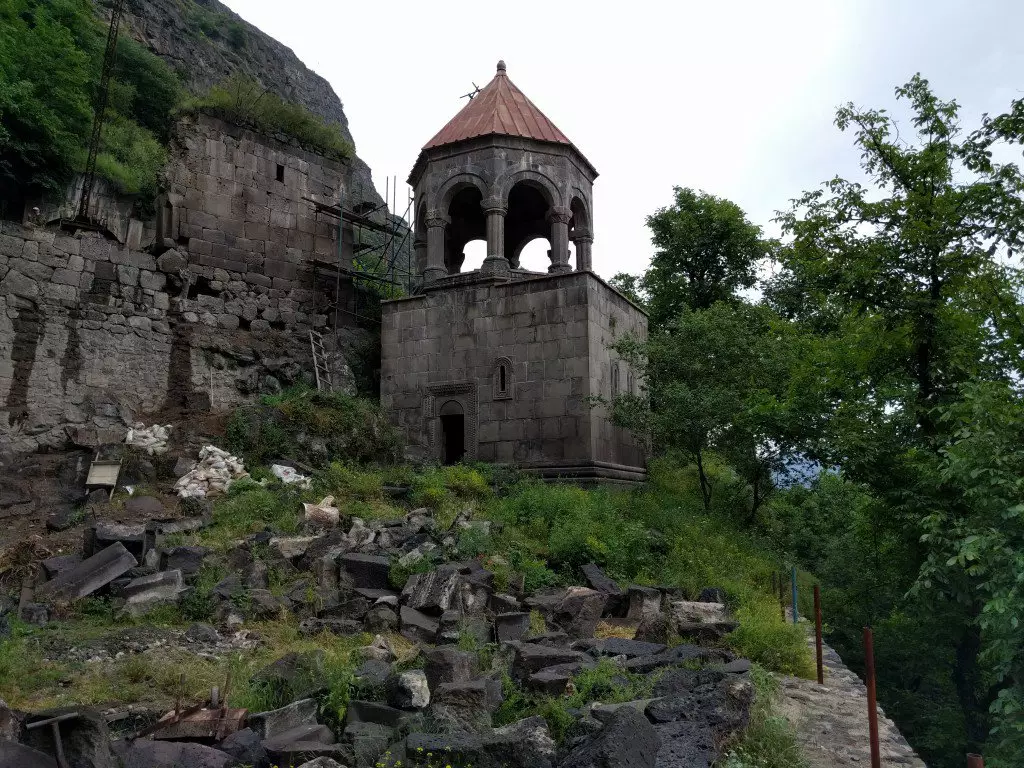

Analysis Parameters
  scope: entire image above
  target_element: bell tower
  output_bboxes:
[408,61,597,282]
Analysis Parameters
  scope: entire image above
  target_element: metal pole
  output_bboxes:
[791,566,799,624]
[814,584,824,684]
[864,627,882,768]
[967,755,984,768]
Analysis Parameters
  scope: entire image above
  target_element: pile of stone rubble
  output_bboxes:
[3,486,756,768]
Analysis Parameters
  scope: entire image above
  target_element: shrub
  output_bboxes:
[721,664,807,768]
[226,386,402,467]
[179,75,353,160]
[726,600,815,678]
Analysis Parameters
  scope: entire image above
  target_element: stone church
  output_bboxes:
[381,62,648,483]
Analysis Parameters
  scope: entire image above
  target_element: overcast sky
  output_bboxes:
[222,0,1024,279]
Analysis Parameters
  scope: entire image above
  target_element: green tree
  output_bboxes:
[769,74,1024,761]
[640,187,773,327]
[610,302,798,515]
[0,0,94,202]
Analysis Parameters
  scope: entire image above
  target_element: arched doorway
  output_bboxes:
[439,399,466,465]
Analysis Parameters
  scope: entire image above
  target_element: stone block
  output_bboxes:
[36,542,138,601]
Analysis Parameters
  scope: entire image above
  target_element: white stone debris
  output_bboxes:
[271,464,312,489]
[125,423,172,455]
[174,445,248,498]
[303,496,340,526]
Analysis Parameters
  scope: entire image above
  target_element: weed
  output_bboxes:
[720,664,807,768]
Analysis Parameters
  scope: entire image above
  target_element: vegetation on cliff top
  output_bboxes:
[0,0,178,206]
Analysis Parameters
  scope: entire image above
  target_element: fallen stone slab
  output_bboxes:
[559,706,660,768]
[340,553,391,590]
[247,697,318,742]
[389,669,430,710]
[297,758,348,768]
[343,721,394,767]
[580,637,668,659]
[510,642,587,680]
[399,605,438,644]
[622,643,733,673]
[41,554,83,579]
[24,708,113,768]
[581,563,621,595]
[159,545,208,577]
[0,741,57,768]
[626,585,662,621]
[590,699,660,727]
[429,679,502,732]
[483,715,557,768]
[116,739,234,768]
[495,611,531,642]
[670,600,739,642]
[216,728,267,768]
[423,647,478,690]
[120,570,186,616]
[87,522,146,558]
[528,669,571,695]
[401,565,462,614]
[262,722,335,750]
[36,542,138,602]
[346,700,419,731]
[552,587,608,638]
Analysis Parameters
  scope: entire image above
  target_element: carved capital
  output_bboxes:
[547,206,572,225]
[424,212,450,229]
[482,197,508,216]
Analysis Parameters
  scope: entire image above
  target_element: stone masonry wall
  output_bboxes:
[165,113,357,287]
[0,220,361,456]
[380,271,646,478]
[586,278,647,470]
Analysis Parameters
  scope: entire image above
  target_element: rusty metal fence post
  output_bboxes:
[967,754,984,768]
[813,584,824,684]
[864,627,882,768]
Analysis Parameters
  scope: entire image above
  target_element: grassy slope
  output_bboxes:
[0,391,812,765]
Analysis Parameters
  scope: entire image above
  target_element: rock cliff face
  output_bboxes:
[106,0,381,206]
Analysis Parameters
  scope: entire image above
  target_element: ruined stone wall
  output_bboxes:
[165,114,357,288]
[380,271,646,480]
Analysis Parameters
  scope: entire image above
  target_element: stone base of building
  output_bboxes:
[518,460,647,486]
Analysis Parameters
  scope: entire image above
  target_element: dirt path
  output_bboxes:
[777,631,926,767]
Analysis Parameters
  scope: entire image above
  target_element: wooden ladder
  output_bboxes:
[309,330,333,393]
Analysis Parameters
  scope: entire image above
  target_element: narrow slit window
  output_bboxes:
[611,362,620,395]
[275,163,285,183]
[494,358,513,399]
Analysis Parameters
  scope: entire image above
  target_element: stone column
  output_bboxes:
[547,207,572,274]
[413,238,428,277]
[480,198,509,275]
[574,233,593,272]
[423,213,449,282]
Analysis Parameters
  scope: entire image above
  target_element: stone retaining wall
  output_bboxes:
[0,222,363,455]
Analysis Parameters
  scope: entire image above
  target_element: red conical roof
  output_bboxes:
[423,61,572,150]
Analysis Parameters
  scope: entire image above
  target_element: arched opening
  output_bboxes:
[439,399,466,465]
[460,239,487,271]
[505,181,552,270]
[445,186,485,274]
[516,238,575,273]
